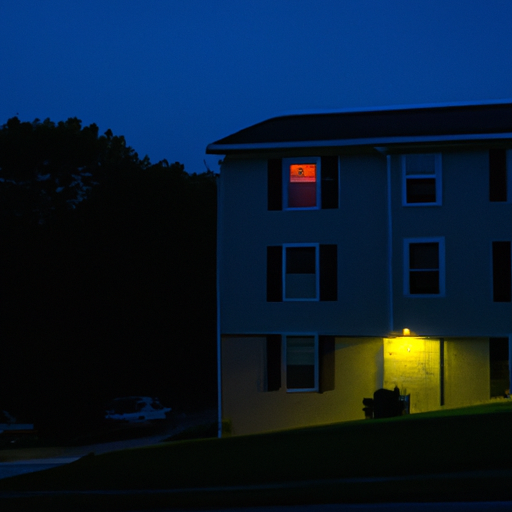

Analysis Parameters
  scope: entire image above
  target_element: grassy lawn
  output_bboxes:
[1,401,512,509]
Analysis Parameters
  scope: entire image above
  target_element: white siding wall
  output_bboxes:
[222,336,383,435]
[219,154,390,336]
[391,150,512,337]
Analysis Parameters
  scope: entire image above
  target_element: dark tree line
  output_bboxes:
[0,117,217,435]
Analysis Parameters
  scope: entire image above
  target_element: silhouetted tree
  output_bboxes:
[0,117,217,434]
[0,116,148,224]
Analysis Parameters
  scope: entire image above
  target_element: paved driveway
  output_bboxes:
[0,409,216,479]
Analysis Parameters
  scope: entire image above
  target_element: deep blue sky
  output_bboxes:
[2,1,512,173]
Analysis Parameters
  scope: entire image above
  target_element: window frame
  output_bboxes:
[284,333,319,393]
[403,237,445,297]
[282,243,320,302]
[282,157,321,210]
[265,334,335,393]
[402,153,442,206]
[267,244,337,302]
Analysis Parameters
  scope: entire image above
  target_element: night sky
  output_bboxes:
[2,0,512,174]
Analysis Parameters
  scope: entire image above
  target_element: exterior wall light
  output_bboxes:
[402,328,411,336]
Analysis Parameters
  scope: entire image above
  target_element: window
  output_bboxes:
[267,244,337,302]
[285,245,318,300]
[267,156,339,210]
[286,335,318,391]
[402,154,442,205]
[265,334,335,393]
[492,241,511,302]
[404,238,445,296]
[489,149,512,202]
[287,161,318,208]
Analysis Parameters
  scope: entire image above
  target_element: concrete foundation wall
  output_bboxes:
[444,337,490,407]
[221,336,383,435]
[222,336,493,435]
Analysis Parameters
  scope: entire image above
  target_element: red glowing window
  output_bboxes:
[287,162,318,208]
[290,164,317,183]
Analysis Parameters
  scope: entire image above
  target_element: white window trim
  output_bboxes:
[403,237,445,297]
[282,243,320,301]
[401,153,442,206]
[282,156,321,210]
[284,333,319,393]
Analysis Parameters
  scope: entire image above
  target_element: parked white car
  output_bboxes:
[105,396,171,423]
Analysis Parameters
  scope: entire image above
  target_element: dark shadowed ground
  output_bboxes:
[0,408,216,467]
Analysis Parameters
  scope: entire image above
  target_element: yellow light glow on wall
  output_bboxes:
[386,337,425,357]
[290,164,316,183]
[384,337,442,413]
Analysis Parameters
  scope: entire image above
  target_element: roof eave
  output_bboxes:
[206,132,512,155]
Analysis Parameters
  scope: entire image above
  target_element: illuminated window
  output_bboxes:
[402,154,442,205]
[286,335,318,391]
[267,156,339,210]
[287,162,318,208]
[404,238,445,296]
[266,244,337,302]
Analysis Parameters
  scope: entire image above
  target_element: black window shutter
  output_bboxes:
[268,159,282,210]
[267,246,283,302]
[321,156,339,209]
[489,149,507,202]
[266,334,282,391]
[493,241,511,302]
[319,336,335,393]
[319,244,338,301]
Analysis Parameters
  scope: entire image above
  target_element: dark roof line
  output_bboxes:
[206,101,512,154]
